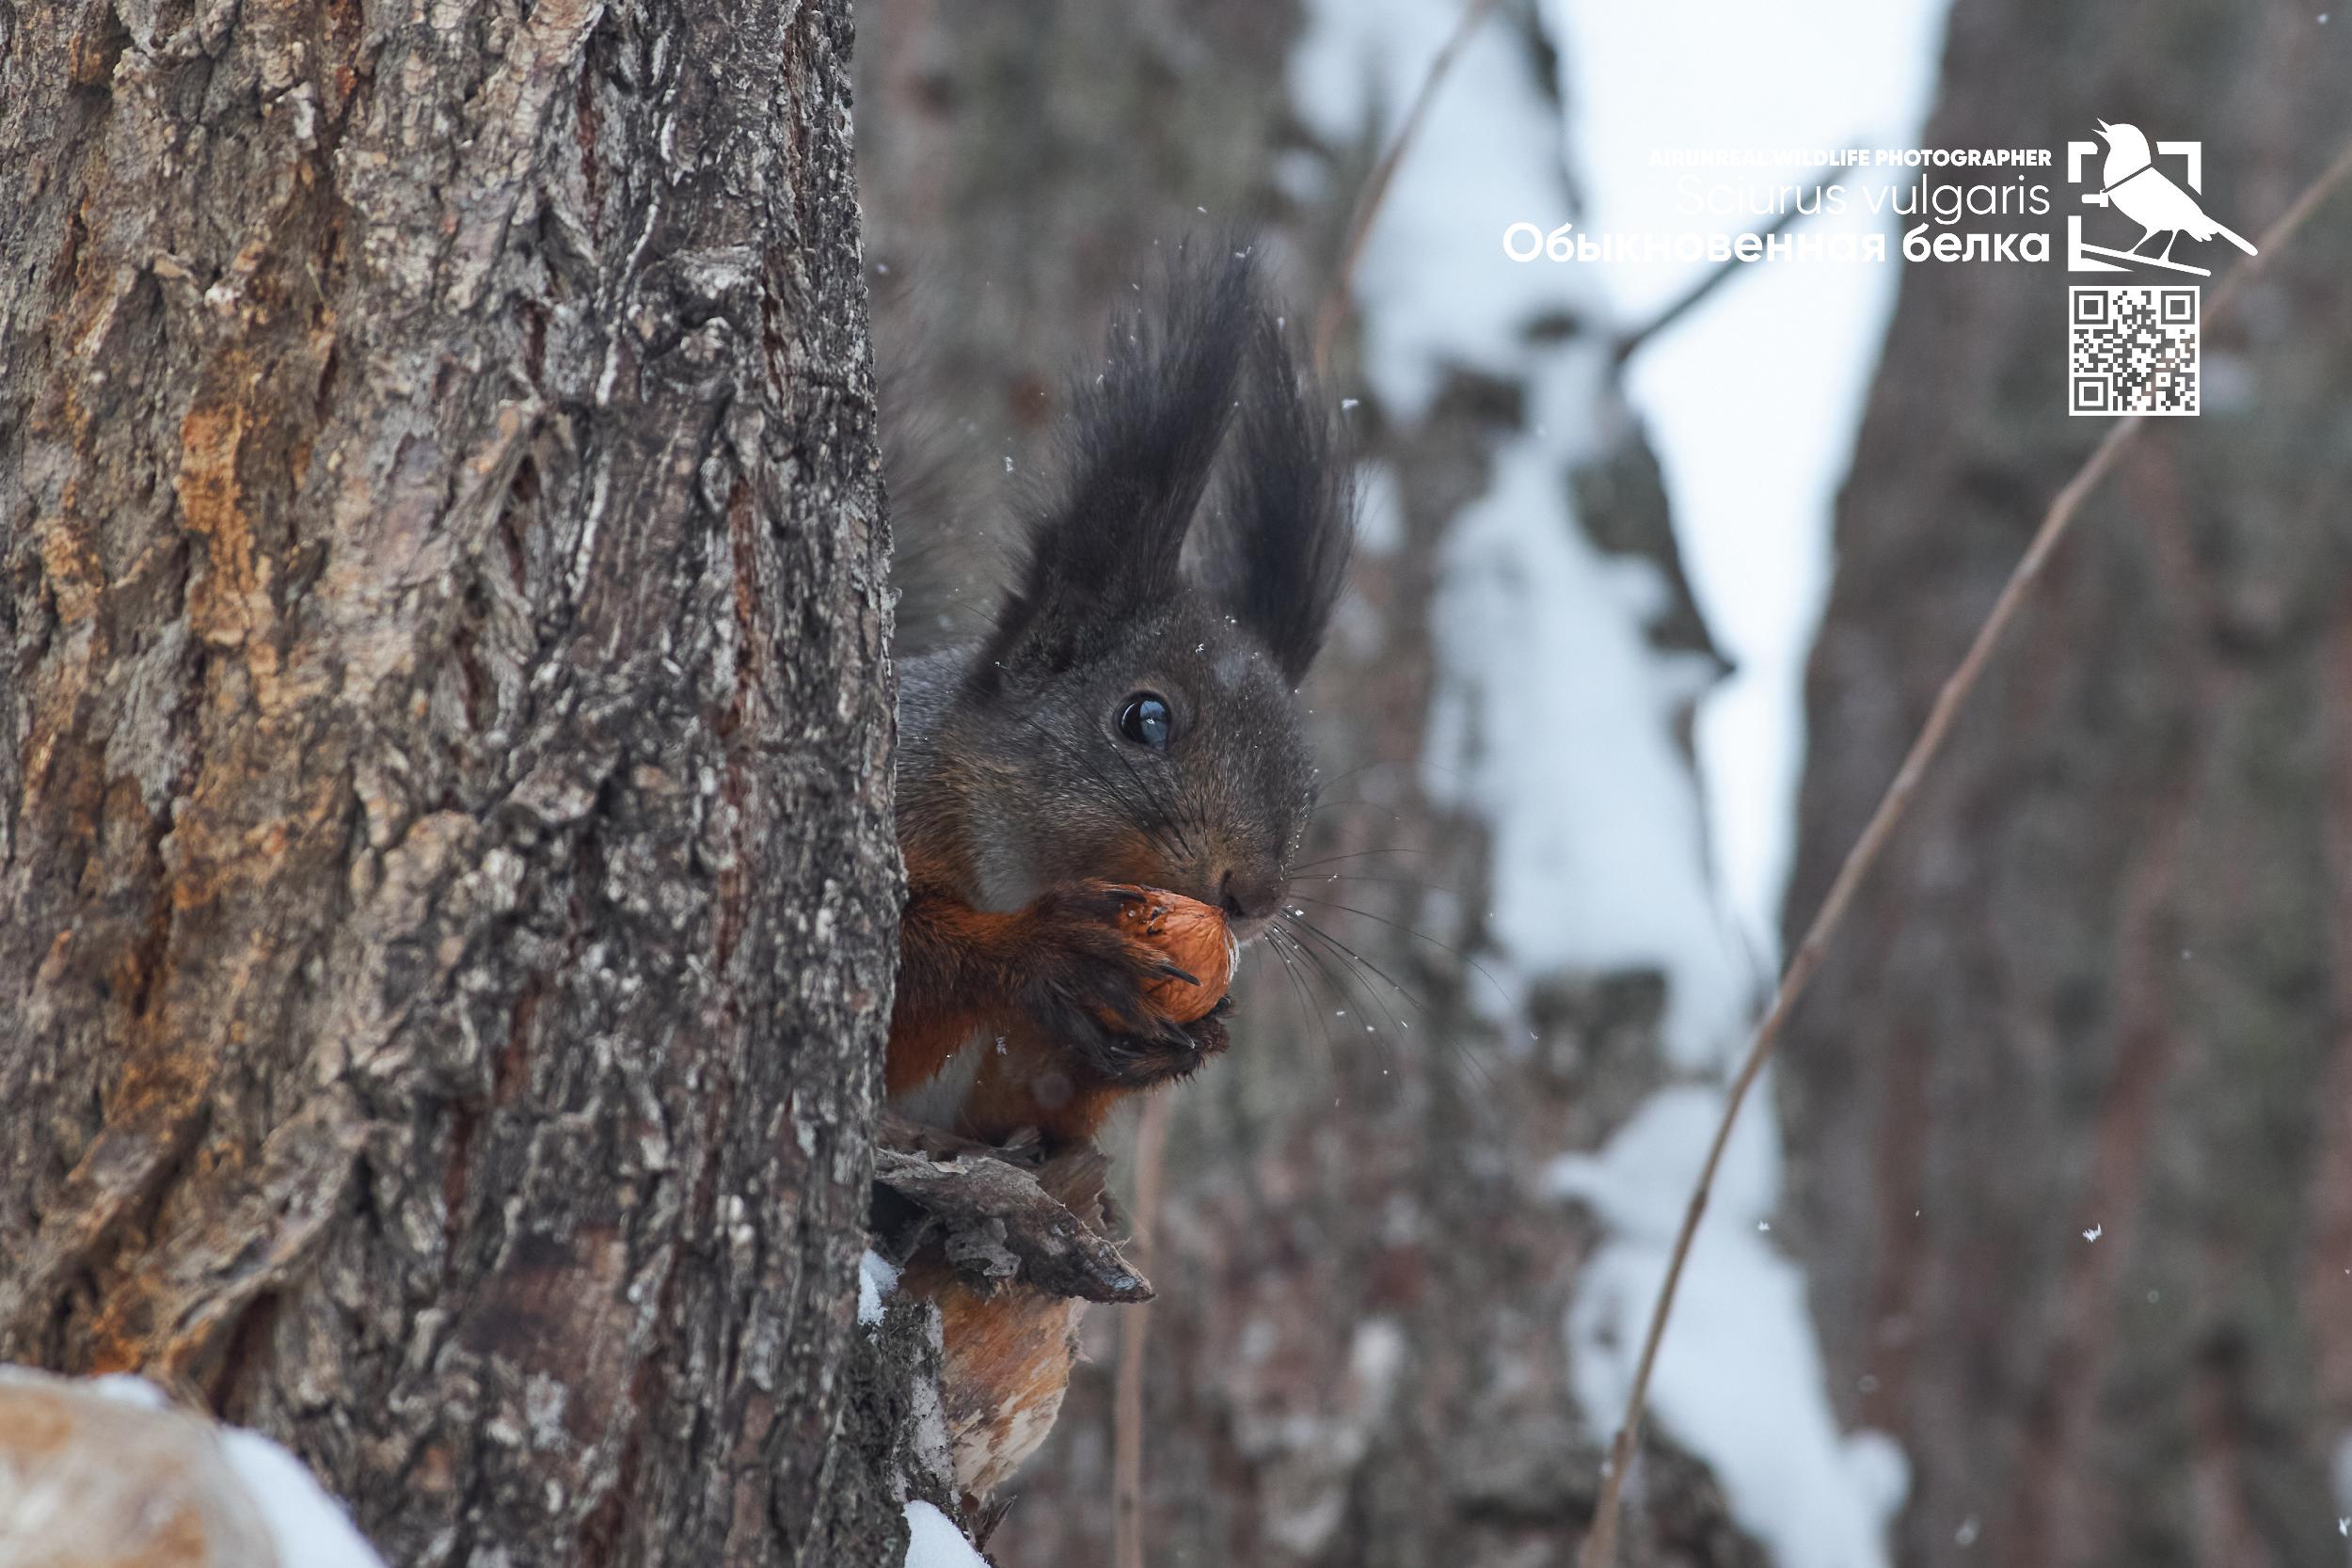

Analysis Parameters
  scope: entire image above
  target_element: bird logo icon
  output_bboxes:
[2068,122,2256,276]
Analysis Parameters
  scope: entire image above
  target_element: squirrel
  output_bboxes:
[873,247,1352,1513]
[884,246,1353,1148]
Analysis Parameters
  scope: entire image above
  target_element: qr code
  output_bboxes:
[2069,286,2199,416]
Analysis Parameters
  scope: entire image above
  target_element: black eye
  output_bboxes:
[1118,692,1173,750]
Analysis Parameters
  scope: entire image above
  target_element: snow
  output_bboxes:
[89,1370,168,1409]
[1295,0,1749,1066]
[1544,0,1950,955]
[1289,0,1597,422]
[46,1370,387,1568]
[903,1499,990,1567]
[2333,1433,2352,1560]
[1548,1087,1907,1568]
[1293,0,1929,1561]
[217,1428,389,1568]
[860,1247,903,1328]
[1422,378,1750,1064]
[1297,0,1952,954]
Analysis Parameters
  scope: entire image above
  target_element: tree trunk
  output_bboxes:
[0,0,904,1559]
[1783,5,2352,1565]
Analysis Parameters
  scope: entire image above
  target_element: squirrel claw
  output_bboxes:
[1010,880,1230,1085]
[1086,1001,1231,1085]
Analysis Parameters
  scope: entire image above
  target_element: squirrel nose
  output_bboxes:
[1217,868,1283,923]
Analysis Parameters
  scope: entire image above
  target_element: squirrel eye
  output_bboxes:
[1118,692,1174,750]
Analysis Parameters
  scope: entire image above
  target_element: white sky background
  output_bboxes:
[1545,0,1951,953]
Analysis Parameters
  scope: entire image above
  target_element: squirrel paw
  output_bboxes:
[1089,996,1232,1087]
[1015,883,1200,1071]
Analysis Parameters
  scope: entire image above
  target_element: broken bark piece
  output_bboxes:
[871,1136,1152,1306]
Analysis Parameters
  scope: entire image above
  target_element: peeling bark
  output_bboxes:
[0,0,902,1559]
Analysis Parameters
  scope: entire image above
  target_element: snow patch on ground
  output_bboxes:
[903,1499,990,1567]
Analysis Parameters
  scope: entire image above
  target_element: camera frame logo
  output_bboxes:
[2064,122,2249,417]
[2064,122,2256,277]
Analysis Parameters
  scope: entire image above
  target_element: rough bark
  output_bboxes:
[1782,5,2352,1565]
[0,0,903,1559]
[856,2,1762,1563]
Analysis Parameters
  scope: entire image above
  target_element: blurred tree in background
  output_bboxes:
[1783,3,2352,1566]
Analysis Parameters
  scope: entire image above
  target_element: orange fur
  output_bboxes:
[897,1255,1086,1505]
[891,1150,1118,1507]
[889,843,1219,1144]
[957,1030,1128,1145]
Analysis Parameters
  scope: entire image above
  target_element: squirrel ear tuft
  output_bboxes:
[1207,312,1355,685]
[981,241,1260,681]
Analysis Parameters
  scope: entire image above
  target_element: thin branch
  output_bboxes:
[1612,159,1859,365]
[1311,0,1505,374]
[1575,130,2352,1568]
[1112,1092,1174,1568]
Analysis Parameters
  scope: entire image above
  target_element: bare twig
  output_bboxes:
[1575,131,2352,1568]
[1311,0,1505,373]
[1612,159,1860,365]
[1112,1093,1174,1568]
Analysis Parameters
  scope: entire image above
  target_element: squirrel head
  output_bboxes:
[945,246,1353,941]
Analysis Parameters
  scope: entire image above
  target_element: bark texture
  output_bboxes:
[0,0,904,1559]
[1783,5,2352,1565]
[857,2,1762,1563]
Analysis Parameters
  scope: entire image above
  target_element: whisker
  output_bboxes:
[1015,714,1190,867]
[1288,847,1447,874]
[1104,725,1199,860]
[1306,754,1470,801]
[1280,912,1423,1037]
[1259,924,1348,1086]
[1288,870,1468,897]
[1280,893,1517,1017]
[1275,913,1414,1083]
[1309,799,1412,822]
[1282,912,1502,1102]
